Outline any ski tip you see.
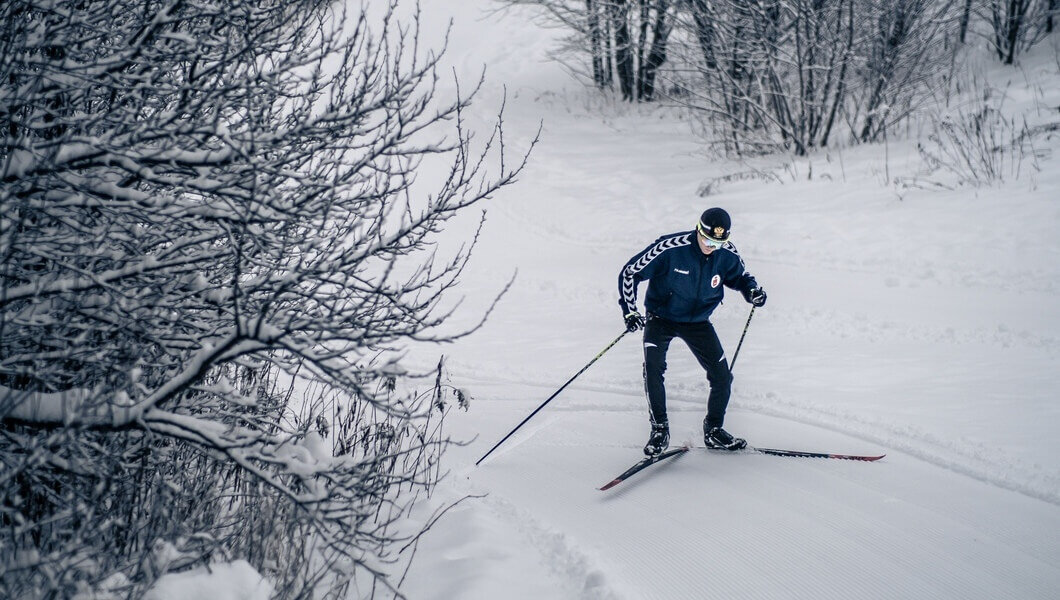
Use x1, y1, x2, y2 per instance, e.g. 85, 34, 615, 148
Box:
752, 447, 887, 461
598, 445, 691, 491
844, 453, 886, 461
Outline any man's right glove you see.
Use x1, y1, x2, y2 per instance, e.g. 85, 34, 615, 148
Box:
624, 311, 645, 332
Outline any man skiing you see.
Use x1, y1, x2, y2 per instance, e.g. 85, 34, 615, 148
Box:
618, 207, 766, 456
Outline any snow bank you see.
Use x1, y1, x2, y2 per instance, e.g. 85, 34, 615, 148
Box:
143, 561, 273, 600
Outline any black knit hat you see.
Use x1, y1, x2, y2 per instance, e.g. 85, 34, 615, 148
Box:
698, 207, 731, 241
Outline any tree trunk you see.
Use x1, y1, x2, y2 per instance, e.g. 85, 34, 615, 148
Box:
689, 0, 718, 70
637, 0, 650, 98
994, 0, 1032, 64
588, 0, 606, 87
613, 0, 635, 100
820, 0, 853, 148
640, 0, 671, 101
1005, 0, 1022, 64
959, 0, 972, 43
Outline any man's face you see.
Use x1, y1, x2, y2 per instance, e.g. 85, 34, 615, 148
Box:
697, 231, 722, 255
696, 221, 727, 255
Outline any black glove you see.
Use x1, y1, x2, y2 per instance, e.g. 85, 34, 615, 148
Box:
744, 287, 767, 307
624, 311, 645, 332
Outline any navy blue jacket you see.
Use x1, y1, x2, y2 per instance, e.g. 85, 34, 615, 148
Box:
618, 231, 758, 323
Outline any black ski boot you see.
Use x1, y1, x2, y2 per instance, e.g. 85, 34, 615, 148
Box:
705, 426, 747, 451
643, 423, 670, 456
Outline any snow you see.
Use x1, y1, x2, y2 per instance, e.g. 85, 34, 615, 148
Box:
116, 0, 1059, 597
142, 560, 273, 600
391, 1, 1060, 599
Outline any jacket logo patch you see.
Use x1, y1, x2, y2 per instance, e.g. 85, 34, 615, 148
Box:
674, 268, 690, 275
711, 274, 721, 288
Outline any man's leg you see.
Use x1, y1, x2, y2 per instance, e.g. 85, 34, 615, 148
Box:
642, 316, 676, 427
679, 320, 732, 430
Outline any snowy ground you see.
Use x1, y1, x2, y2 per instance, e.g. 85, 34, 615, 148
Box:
391, 2, 1060, 599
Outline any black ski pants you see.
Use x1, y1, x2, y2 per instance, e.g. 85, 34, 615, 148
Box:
642, 314, 733, 431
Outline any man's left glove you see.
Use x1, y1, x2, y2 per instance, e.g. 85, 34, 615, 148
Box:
743, 287, 767, 307
624, 311, 645, 332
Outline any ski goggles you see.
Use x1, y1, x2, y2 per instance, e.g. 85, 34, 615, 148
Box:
696, 222, 728, 247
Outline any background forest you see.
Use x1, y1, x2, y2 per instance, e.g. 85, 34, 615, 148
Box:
508, 0, 1057, 155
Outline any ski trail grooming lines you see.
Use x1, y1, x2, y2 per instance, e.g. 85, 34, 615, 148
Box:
476, 330, 629, 466
599, 446, 690, 491
719, 306, 885, 462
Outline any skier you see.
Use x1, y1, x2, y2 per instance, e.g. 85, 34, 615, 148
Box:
618, 207, 766, 456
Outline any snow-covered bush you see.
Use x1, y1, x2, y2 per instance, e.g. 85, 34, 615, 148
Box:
671, 0, 960, 156
0, 0, 526, 597
917, 90, 1048, 186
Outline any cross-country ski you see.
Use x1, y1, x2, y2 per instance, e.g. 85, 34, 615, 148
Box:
598, 446, 690, 491
599, 443, 881, 491
749, 447, 885, 461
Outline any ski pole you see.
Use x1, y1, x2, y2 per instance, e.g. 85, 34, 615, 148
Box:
475, 329, 629, 466
728, 306, 756, 373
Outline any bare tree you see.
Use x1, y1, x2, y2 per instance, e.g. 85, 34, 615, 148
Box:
959, 0, 977, 42
984, 0, 1057, 63
1, 0, 529, 597
955, 0, 1059, 54
850, 0, 959, 143
502, 0, 676, 100
669, 0, 961, 155
674, 0, 859, 155
989, 0, 1036, 62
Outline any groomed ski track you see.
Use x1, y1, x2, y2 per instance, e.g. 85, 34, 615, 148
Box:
427, 390, 1060, 600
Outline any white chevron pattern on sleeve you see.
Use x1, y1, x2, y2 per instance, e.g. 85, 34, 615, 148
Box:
621, 233, 692, 310
723, 241, 754, 280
